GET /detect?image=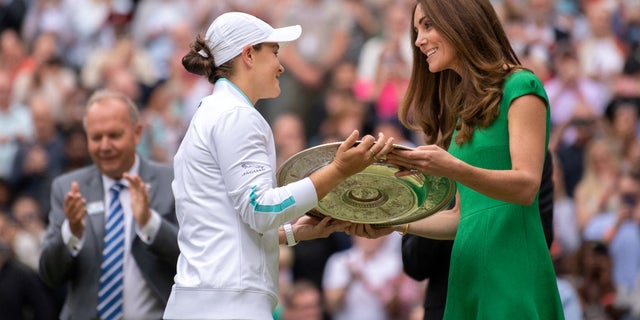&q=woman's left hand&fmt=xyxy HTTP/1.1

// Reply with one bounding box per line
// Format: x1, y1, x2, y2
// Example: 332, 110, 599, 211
386, 145, 459, 178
